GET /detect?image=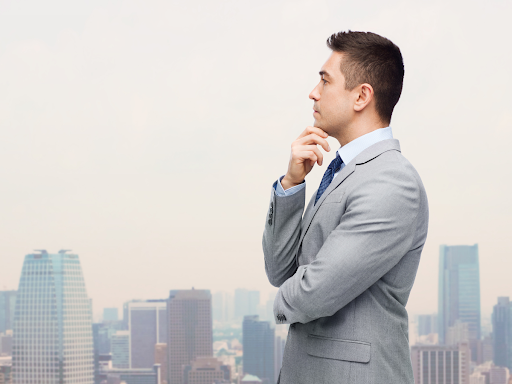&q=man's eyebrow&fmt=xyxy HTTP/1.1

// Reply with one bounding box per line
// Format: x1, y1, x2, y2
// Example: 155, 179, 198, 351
319, 70, 331, 78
